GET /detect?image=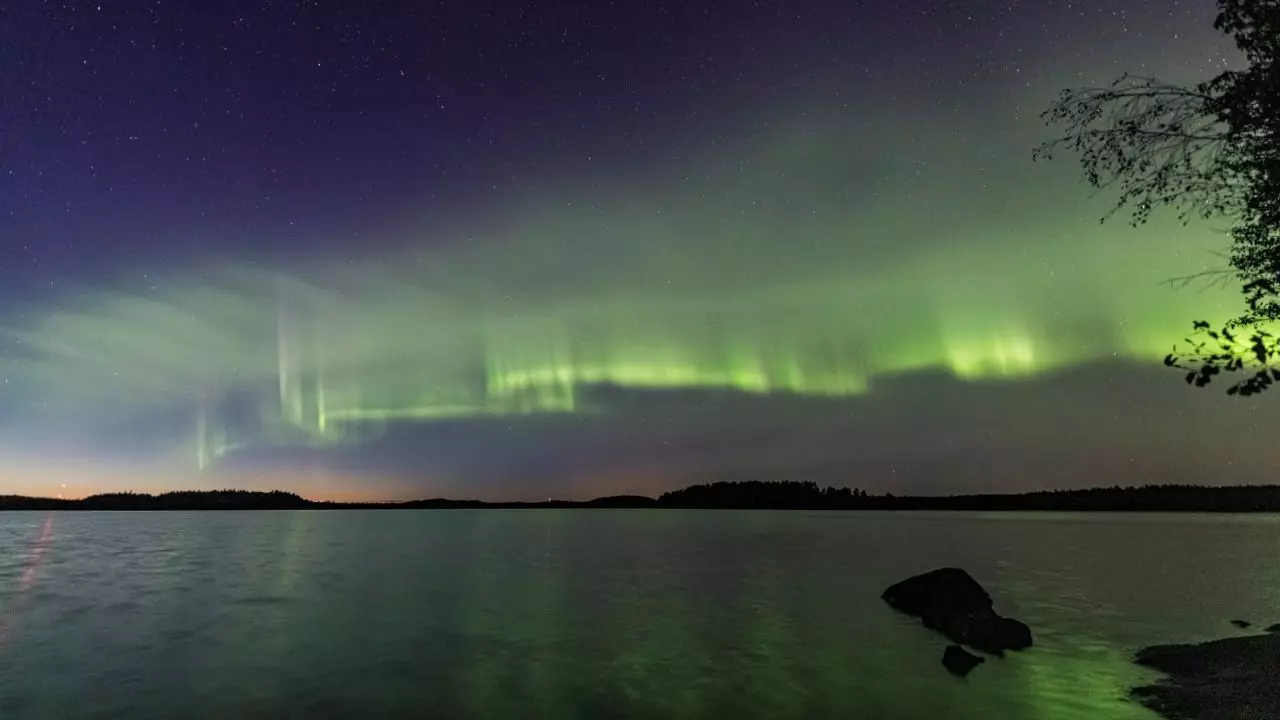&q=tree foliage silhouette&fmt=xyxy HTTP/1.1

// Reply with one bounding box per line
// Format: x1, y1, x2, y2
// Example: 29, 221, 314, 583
1036, 0, 1280, 394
